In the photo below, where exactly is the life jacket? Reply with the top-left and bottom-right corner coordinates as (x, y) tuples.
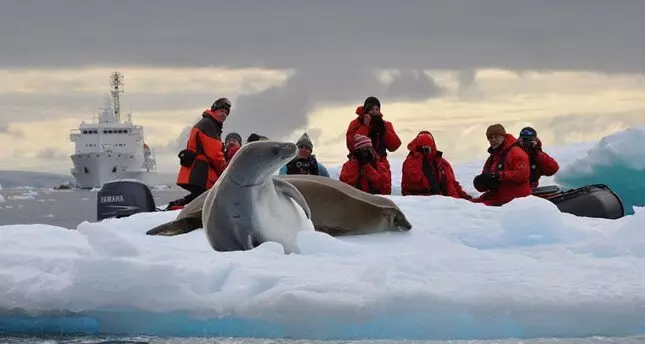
(484, 141), (520, 173)
(285, 155), (320, 175)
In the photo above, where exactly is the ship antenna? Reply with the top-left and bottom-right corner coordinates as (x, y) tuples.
(110, 71), (124, 123)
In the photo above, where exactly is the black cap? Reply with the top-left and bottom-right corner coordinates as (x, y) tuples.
(225, 132), (242, 145)
(247, 133), (268, 143)
(211, 98), (232, 111)
(363, 96), (381, 112)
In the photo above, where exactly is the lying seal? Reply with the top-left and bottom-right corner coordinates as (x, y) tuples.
(200, 140), (313, 253)
(277, 174), (412, 236)
(146, 174), (412, 238)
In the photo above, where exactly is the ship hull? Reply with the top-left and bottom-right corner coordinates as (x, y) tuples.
(71, 152), (153, 189)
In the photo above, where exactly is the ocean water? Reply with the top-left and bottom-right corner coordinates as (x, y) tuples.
(0, 186), (186, 229)
(2, 335), (645, 344)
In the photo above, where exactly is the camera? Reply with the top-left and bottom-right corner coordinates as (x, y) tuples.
(421, 146), (431, 154)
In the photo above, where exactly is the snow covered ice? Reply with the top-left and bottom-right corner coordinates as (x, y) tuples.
(1, 127), (645, 341)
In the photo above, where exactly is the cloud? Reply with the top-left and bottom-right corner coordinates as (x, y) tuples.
(36, 147), (69, 160)
(0, 1), (643, 73)
(456, 69), (478, 98)
(385, 70), (446, 101)
(194, 67), (448, 143)
(0, 123), (23, 138)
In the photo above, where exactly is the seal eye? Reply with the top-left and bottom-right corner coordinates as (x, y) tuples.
(272, 147), (280, 156)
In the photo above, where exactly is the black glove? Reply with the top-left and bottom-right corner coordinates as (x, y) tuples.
(355, 149), (375, 165)
(370, 115), (386, 136)
(473, 172), (500, 191)
(520, 139), (539, 153)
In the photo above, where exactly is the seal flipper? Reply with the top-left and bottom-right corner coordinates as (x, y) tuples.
(145, 217), (203, 236)
(272, 178), (311, 219)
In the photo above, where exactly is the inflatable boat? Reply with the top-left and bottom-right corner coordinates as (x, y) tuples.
(95, 180), (626, 222)
(532, 184), (625, 220)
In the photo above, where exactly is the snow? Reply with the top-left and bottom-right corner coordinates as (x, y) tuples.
(1, 127), (644, 341)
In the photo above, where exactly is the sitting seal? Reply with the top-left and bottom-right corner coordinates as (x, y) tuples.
(202, 140), (313, 253)
(146, 174), (413, 238)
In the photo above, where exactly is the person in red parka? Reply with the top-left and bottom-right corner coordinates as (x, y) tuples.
(471, 124), (532, 206)
(517, 126), (560, 188)
(223, 132), (242, 163)
(170, 98), (231, 210)
(401, 131), (472, 199)
(339, 134), (392, 195)
(345, 97), (401, 185)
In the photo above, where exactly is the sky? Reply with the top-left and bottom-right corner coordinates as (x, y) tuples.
(1, 0), (644, 174)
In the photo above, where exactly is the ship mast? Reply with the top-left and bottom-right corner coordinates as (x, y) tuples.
(110, 71), (124, 123)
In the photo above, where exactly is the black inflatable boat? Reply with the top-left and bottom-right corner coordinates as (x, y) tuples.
(95, 179), (626, 222)
(532, 184), (625, 220)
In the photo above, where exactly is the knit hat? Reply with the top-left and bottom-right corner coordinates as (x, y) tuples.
(363, 96), (381, 113)
(247, 133), (268, 143)
(296, 132), (313, 150)
(224, 132), (242, 145)
(211, 97), (232, 111)
(519, 126), (537, 138)
(486, 124), (506, 138)
(353, 134), (373, 150)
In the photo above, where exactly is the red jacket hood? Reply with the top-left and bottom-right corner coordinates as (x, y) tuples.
(407, 131), (438, 155)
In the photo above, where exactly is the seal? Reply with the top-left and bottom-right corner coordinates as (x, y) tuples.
(198, 140), (313, 253)
(146, 175), (413, 238)
(277, 174), (412, 236)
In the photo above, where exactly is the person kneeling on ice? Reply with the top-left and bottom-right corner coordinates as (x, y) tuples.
(223, 132), (242, 163)
(471, 123), (532, 206)
(401, 131), (472, 199)
(339, 134), (391, 195)
(169, 98), (231, 210)
(517, 126), (559, 188)
(279, 132), (330, 177)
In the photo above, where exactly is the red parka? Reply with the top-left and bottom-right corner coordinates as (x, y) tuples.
(401, 132), (471, 199)
(525, 138), (560, 188)
(472, 134), (532, 206)
(339, 153), (392, 195)
(176, 110), (227, 190)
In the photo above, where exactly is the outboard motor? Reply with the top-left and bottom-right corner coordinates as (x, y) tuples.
(96, 179), (157, 221)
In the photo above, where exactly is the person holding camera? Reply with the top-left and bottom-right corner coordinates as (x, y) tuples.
(345, 96), (401, 193)
(174, 98), (231, 207)
(339, 134), (391, 195)
(517, 126), (559, 188)
(279, 132), (330, 177)
(471, 123), (532, 206)
(401, 131), (472, 199)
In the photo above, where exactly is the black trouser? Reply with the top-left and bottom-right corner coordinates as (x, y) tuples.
(168, 184), (207, 209)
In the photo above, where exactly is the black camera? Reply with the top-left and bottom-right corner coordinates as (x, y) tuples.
(421, 146), (431, 154)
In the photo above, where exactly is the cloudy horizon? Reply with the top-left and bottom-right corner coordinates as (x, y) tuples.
(1, 0), (644, 175)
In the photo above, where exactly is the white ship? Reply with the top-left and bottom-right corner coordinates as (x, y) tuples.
(69, 71), (157, 189)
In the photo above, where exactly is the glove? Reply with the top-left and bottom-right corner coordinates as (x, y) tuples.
(520, 139), (539, 153)
(473, 172), (500, 191)
(355, 149), (375, 165)
(370, 115), (386, 136)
